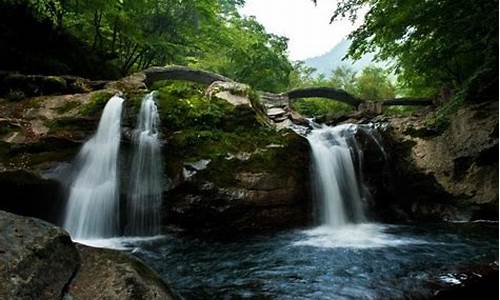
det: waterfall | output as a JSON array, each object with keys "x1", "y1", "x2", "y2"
[
  {"x1": 63, "y1": 95, "x2": 124, "y2": 239},
  {"x1": 126, "y1": 91, "x2": 163, "y2": 236},
  {"x1": 307, "y1": 123, "x2": 377, "y2": 228}
]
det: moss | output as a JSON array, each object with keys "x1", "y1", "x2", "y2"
[
  {"x1": 165, "y1": 126, "x2": 303, "y2": 188},
  {"x1": 25, "y1": 97, "x2": 44, "y2": 108},
  {"x1": 127, "y1": 92, "x2": 144, "y2": 114},
  {"x1": 54, "y1": 101, "x2": 79, "y2": 114},
  {"x1": 187, "y1": 129, "x2": 307, "y2": 188},
  {"x1": 425, "y1": 93, "x2": 466, "y2": 134},
  {"x1": 45, "y1": 117, "x2": 81, "y2": 130},
  {"x1": 157, "y1": 80, "x2": 306, "y2": 187},
  {"x1": 168, "y1": 127, "x2": 286, "y2": 162},
  {"x1": 80, "y1": 90, "x2": 115, "y2": 116},
  {"x1": 44, "y1": 116, "x2": 97, "y2": 136},
  {"x1": 156, "y1": 81, "x2": 235, "y2": 131}
]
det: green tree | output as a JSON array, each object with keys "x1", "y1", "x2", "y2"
[
  {"x1": 288, "y1": 61, "x2": 317, "y2": 88},
  {"x1": 193, "y1": 15, "x2": 293, "y2": 92},
  {"x1": 317, "y1": 0, "x2": 498, "y2": 101},
  {"x1": 2, "y1": 0, "x2": 294, "y2": 88},
  {"x1": 354, "y1": 66, "x2": 396, "y2": 100},
  {"x1": 328, "y1": 65, "x2": 357, "y2": 95}
]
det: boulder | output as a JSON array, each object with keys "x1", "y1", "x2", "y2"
[
  {"x1": 0, "y1": 210, "x2": 181, "y2": 300},
  {"x1": 66, "y1": 245, "x2": 180, "y2": 300},
  {"x1": 0, "y1": 210, "x2": 79, "y2": 300}
]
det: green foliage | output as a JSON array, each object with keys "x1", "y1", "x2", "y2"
[
  {"x1": 325, "y1": 0, "x2": 498, "y2": 101},
  {"x1": 289, "y1": 64, "x2": 397, "y2": 117},
  {"x1": 383, "y1": 106, "x2": 419, "y2": 117},
  {"x1": 288, "y1": 62, "x2": 317, "y2": 89},
  {"x1": 329, "y1": 65, "x2": 357, "y2": 94},
  {"x1": 291, "y1": 98, "x2": 354, "y2": 118},
  {"x1": 2, "y1": 0, "x2": 292, "y2": 88},
  {"x1": 191, "y1": 16, "x2": 293, "y2": 92},
  {"x1": 354, "y1": 66, "x2": 396, "y2": 100}
]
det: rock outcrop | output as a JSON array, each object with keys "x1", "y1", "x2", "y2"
[
  {"x1": 161, "y1": 80, "x2": 312, "y2": 234},
  {"x1": 357, "y1": 101, "x2": 498, "y2": 222},
  {"x1": 0, "y1": 210, "x2": 180, "y2": 300},
  {"x1": 66, "y1": 245, "x2": 179, "y2": 300},
  {"x1": 165, "y1": 131, "x2": 311, "y2": 234},
  {"x1": 0, "y1": 69, "x2": 313, "y2": 235},
  {"x1": 0, "y1": 210, "x2": 79, "y2": 300}
]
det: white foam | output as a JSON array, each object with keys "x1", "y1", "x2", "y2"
[
  {"x1": 74, "y1": 235, "x2": 165, "y2": 250},
  {"x1": 293, "y1": 223, "x2": 425, "y2": 249}
]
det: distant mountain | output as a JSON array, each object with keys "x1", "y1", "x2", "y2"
[{"x1": 304, "y1": 39, "x2": 384, "y2": 76}]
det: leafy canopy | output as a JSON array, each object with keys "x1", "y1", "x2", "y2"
[
  {"x1": 315, "y1": 0, "x2": 498, "y2": 100},
  {"x1": 2, "y1": 0, "x2": 292, "y2": 92}
]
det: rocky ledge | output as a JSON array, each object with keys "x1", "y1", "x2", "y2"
[
  {"x1": 0, "y1": 210, "x2": 180, "y2": 300},
  {"x1": 347, "y1": 101, "x2": 499, "y2": 222},
  {"x1": 0, "y1": 68, "x2": 311, "y2": 234}
]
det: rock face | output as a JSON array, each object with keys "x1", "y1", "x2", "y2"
[
  {"x1": 0, "y1": 71, "x2": 146, "y2": 223},
  {"x1": 66, "y1": 245, "x2": 179, "y2": 300},
  {"x1": 0, "y1": 170, "x2": 63, "y2": 222},
  {"x1": 360, "y1": 101, "x2": 499, "y2": 222},
  {"x1": 0, "y1": 210, "x2": 180, "y2": 300},
  {"x1": 0, "y1": 69, "x2": 313, "y2": 235},
  {"x1": 166, "y1": 132, "x2": 311, "y2": 234},
  {"x1": 0, "y1": 210, "x2": 79, "y2": 300},
  {"x1": 161, "y1": 81, "x2": 312, "y2": 234}
]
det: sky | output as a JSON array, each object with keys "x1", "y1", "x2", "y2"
[{"x1": 239, "y1": 0, "x2": 364, "y2": 61}]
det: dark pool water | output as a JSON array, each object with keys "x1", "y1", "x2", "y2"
[{"x1": 91, "y1": 222, "x2": 498, "y2": 300}]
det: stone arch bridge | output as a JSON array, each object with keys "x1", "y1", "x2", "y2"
[{"x1": 144, "y1": 65, "x2": 434, "y2": 116}]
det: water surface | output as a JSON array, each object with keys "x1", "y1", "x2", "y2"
[{"x1": 103, "y1": 222, "x2": 498, "y2": 299}]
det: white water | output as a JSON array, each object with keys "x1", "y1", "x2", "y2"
[
  {"x1": 299, "y1": 123, "x2": 420, "y2": 248},
  {"x1": 76, "y1": 235, "x2": 165, "y2": 250},
  {"x1": 294, "y1": 224, "x2": 426, "y2": 249},
  {"x1": 307, "y1": 124, "x2": 366, "y2": 227},
  {"x1": 63, "y1": 95, "x2": 124, "y2": 239},
  {"x1": 126, "y1": 91, "x2": 163, "y2": 236}
]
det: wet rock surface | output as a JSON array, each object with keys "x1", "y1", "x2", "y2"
[{"x1": 429, "y1": 262, "x2": 499, "y2": 299}]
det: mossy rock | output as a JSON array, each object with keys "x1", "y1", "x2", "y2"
[
  {"x1": 53, "y1": 100, "x2": 80, "y2": 114},
  {"x1": 164, "y1": 128, "x2": 312, "y2": 233},
  {"x1": 80, "y1": 90, "x2": 116, "y2": 116}
]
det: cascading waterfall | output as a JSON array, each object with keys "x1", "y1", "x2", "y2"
[
  {"x1": 126, "y1": 91, "x2": 163, "y2": 236},
  {"x1": 63, "y1": 95, "x2": 124, "y2": 239},
  {"x1": 307, "y1": 123, "x2": 376, "y2": 227}
]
